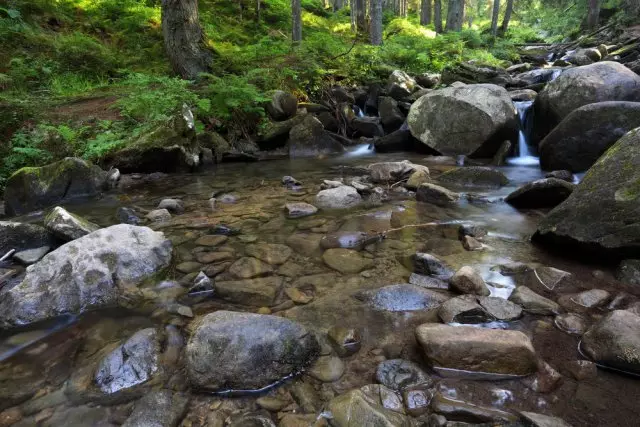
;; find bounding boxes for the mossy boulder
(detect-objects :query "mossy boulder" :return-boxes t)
[441,62,513,86]
[44,206,100,241]
[533,127,640,258]
[289,115,345,158]
[4,157,109,216]
[265,90,298,121]
[0,221,56,254]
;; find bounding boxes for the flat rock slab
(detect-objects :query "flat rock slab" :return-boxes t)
[505,178,575,209]
[322,248,373,274]
[359,284,451,312]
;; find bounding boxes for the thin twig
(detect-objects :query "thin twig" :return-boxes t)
[0,250,15,263]
[329,31,359,60]
[381,222,439,237]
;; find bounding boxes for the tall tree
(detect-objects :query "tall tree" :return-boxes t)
[370,0,383,45]
[587,0,601,29]
[491,0,500,36]
[434,0,443,33]
[445,0,465,31]
[161,0,212,80]
[500,0,513,35]
[356,0,366,31]
[420,0,432,25]
[292,0,302,42]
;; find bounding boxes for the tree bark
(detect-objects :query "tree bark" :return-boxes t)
[587,0,601,30]
[434,0,443,33]
[445,0,464,32]
[161,0,212,80]
[420,0,432,25]
[500,0,513,34]
[256,0,261,22]
[370,0,383,45]
[292,0,302,42]
[350,0,356,31]
[491,0,500,36]
[356,0,367,31]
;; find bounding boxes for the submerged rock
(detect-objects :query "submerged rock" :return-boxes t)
[431,393,518,423]
[376,359,432,391]
[519,411,573,427]
[505,178,575,209]
[215,276,283,306]
[0,221,55,254]
[449,266,490,296]
[327,389,414,427]
[509,286,560,315]
[122,390,189,427]
[0,224,172,328]
[185,311,319,391]
[327,326,361,357]
[323,248,373,274]
[616,259,640,286]
[284,202,318,218]
[359,284,450,312]
[116,207,141,225]
[582,310,640,374]
[246,243,292,265]
[44,206,100,241]
[315,186,362,209]
[157,198,184,214]
[415,183,460,206]
[438,167,508,189]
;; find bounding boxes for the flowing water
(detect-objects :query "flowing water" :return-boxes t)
[507,100,540,167]
[1,151,639,426]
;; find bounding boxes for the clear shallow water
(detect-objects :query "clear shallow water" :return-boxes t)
[1,152,639,426]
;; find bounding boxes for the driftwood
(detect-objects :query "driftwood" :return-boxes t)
[0,249,15,263]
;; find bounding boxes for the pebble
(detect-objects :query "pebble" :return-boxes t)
[307,356,345,382]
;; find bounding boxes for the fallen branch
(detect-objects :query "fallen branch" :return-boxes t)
[329,31,358,60]
[0,249,15,263]
[380,222,439,237]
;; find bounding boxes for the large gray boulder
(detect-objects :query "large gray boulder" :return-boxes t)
[582,310,640,374]
[407,84,518,157]
[0,221,55,254]
[540,101,640,172]
[0,225,172,328]
[185,311,319,391]
[289,115,345,158]
[4,158,109,216]
[534,128,640,258]
[533,62,640,144]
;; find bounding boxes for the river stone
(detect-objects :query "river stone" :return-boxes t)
[546,170,574,182]
[95,328,161,394]
[407,84,518,157]
[315,186,362,209]
[13,246,50,265]
[246,243,292,265]
[376,359,432,391]
[320,231,380,251]
[322,248,373,274]
[4,157,109,216]
[0,225,172,328]
[505,178,575,209]
[509,286,560,315]
[415,183,460,206]
[559,289,610,312]
[195,234,228,247]
[327,389,414,427]
[286,233,323,257]
[327,326,361,357]
[368,160,429,183]
[158,198,184,214]
[195,251,233,264]
[533,128,640,258]
[565,47,602,66]
[186,311,319,391]
[582,310,640,374]
[442,62,512,86]
[215,276,282,306]
[307,355,345,382]
[378,96,406,132]
[409,273,449,289]
[116,207,141,225]
[616,259,640,286]
[555,313,588,335]
[0,221,55,254]
[439,295,492,324]
[438,167,508,189]
[146,209,171,222]
[415,324,538,376]
[540,101,640,173]
[284,202,318,218]
[289,115,345,158]
[352,117,385,137]
[509,89,538,101]
[520,411,574,427]
[405,169,431,190]
[409,253,455,279]
[122,390,189,427]
[360,384,405,415]
[228,257,273,279]
[564,360,598,381]
[479,296,522,320]
[533,62,640,143]
[361,284,450,312]
[374,129,414,152]
[462,235,483,251]
[450,266,490,296]
[44,206,100,241]
[266,90,298,121]
[431,393,518,423]
[387,70,417,100]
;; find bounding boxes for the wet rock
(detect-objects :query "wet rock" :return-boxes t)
[227,413,276,427]
[327,326,361,357]
[545,170,574,182]
[462,236,482,251]
[116,207,141,225]
[540,101,640,173]
[514,67,563,86]
[289,115,345,158]
[555,313,588,335]
[195,251,233,264]
[407,84,518,157]
[4,157,109,216]
[450,266,490,296]
[122,390,189,427]
[146,209,171,222]
[416,183,460,207]
[0,221,55,255]
[351,117,384,137]
[158,198,184,214]
[505,178,575,209]
[409,253,455,279]
[368,160,429,183]
[327,389,414,426]
[360,384,405,414]
[215,276,283,306]
[360,284,450,312]
[439,295,492,324]
[374,129,414,152]
[376,359,432,391]
[95,328,161,394]
[315,186,362,209]
[266,90,298,121]
[402,387,432,417]
[406,169,431,190]
[509,89,538,101]
[284,287,313,304]
[581,310,640,374]
[307,356,345,382]
[284,202,318,218]
[176,261,202,274]
[520,411,574,427]
[442,62,513,86]
[186,311,319,391]
[564,360,597,381]
[491,140,512,166]
[523,361,563,393]
[422,238,464,256]
[415,324,538,377]
[246,243,292,265]
[459,224,488,239]
[44,206,100,241]
[415,72,441,88]
[387,70,418,100]
[508,286,560,315]
[13,246,50,265]
[438,167,508,189]
[497,261,532,275]
[378,97,406,132]
[286,233,322,257]
[0,225,172,328]
[317,111,339,133]
[322,248,373,274]
[431,393,518,423]
[616,259,640,286]
[320,231,381,251]
[409,273,450,290]
[478,296,522,320]
[195,234,228,247]
[558,289,610,312]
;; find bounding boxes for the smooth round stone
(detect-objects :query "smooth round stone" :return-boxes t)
[228,257,274,279]
[322,248,374,274]
[246,243,293,265]
[176,262,203,274]
[554,313,588,335]
[195,251,234,264]
[194,235,228,247]
[307,356,345,382]
[284,202,318,218]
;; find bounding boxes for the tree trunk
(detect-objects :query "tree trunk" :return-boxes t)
[434,0,443,33]
[500,0,513,35]
[445,0,464,32]
[256,0,261,22]
[292,0,302,42]
[161,0,212,80]
[491,0,500,36]
[350,0,356,31]
[356,0,366,31]
[420,0,432,25]
[587,0,601,30]
[370,0,383,44]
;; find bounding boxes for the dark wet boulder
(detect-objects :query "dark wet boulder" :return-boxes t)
[616,259,640,286]
[416,183,460,206]
[351,116,384,137]
[533,62,640,144]
[513,68,563,87]
[4,157,110,216]
[185,311,319,392]
[565,47,602,66]
[415,73,441,88]
[327,389,414,426]
[441,62,513,86]
[387,70,418,101]
[407,84,518,157]
[376,359,432,391]
[266,90,298,121]
[316,111,339,133]
[582,310,640,374]
[545,170,574,182]
[257,114,306,150]
[44,206,100,241]
[0,221,55,254]
[358,284,450,312]
[438,166,508,189]
[0,224,172,328]
[378,96,405,133]
[407,252,455,279]
[540,101,640,173]
[505,178,575,209]
[373,129,414,152]
[533,128,640,258]
[509,286,560,315]
[122,390,189,427]
[289,115,345,158]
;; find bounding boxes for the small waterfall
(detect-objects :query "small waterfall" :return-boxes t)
[507,101,539,166]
